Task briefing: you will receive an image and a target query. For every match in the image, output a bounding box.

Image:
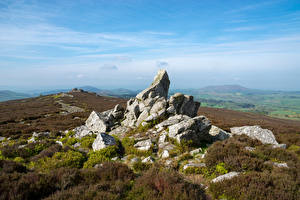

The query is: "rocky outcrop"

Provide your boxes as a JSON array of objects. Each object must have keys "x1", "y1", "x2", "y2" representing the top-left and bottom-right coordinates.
[
  {"x1": 122, "y1": 70, "x2": 170, "y2": 128},
  {"x1": 167, "y1": 93, "x2": 200, "y2": 117},
  {"x1": 230, "y1": 126, "x2": 285, "y2": 148},
  {"x1": 92, "y1": 133, "x2": 116, "y2": 151}
]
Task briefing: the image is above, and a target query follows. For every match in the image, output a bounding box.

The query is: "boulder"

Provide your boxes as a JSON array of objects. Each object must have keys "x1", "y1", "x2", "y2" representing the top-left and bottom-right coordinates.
[
  {"x1": 168, "y1": 93, "x2": 200, "y2": 117},
  {"x1": 86, "y1": 105, "x2": 124, "y2": 132},
  {"x1": 136, "y1": 69, "x2": 170, "y2": 100},
  {"x1": 86, "y1": 111, "x2": 111, "y2": 133},
  {"x1": 155, "y1": 114, "x2": 190, "y2": 129},
  {"x1": 92, "y1": 133, "x2": 116, "y2": 151},
  {"x1": 168, "y1": 115, "x2": 211, "y2": 145},
  {"x1": 73, "y1": 125, "x2": 93, "y2": 139},
  {"x1": 134, "y1": 139, "x2": 152, "y2": 151},
  {"x1": 230, "y1": 126, "x2": 279, "y2": 145},
  {"x1": 211, "y1": 172, "x2": 240, "y2": 183},
  {"x1": 209, "y1": 125, "x2": 231, "y2": 141}
]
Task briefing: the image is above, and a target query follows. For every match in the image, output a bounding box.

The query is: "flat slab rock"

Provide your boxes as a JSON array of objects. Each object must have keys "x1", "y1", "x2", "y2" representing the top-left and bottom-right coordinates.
[
  {"x1": 211, "y1": 172, "x2": 240, "y2": 183},
  {"x1": 230, "y1": 126, "x2": 279, "y2": 145}
]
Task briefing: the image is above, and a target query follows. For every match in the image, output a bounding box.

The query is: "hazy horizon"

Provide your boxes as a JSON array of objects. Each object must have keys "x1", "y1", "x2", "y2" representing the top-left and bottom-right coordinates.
[{"x1": 1, "y1": 0, "x2": 300, "y2": 91}]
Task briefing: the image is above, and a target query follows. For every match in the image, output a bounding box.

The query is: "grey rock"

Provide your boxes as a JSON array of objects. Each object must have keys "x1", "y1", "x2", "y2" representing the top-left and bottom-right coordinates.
[
  {"x1": 134, "y1": 139, "x2": 152, "y2": 151},
  {"x1": 160, "y1": 150, "x2": 170, "y2": 158},
  {"x1": 56, "y1": 141, "x2": 63, "y2": 146},
  {"x1": 183, "y1": 163, "x2": 206, "y2": 170},
  {"x1": 273, "y1": 162, "x2": 289, "y2": 168},
  {"x1": 230, "y1": 126, "x2": 279, "y2": 145},
  {"x1": 150, "y1": 97, "x2": 167, "y2": 115},
  {"x1": 273, "y1": 143, "x2": 287, "y2": 149},
  {"x1": 155, "y1": 114, "x2": 190, "y2": 129},
  {"x1": 136, "y1": 109, "x2": 150, "y2": 126},
  {"x1": 209, "y1": 125, "x2": 231, "y2": 141},
  {"x1": 111, "y1": 157, "x2": 118, "y2": 161},
  {"x1": 73, "y1": 142, "x2": 81, "y2": 148},
  {"x1": 73, "y1": 125, "x2": 93, "y2": 139},
  {"x1": 92, "y1": 133, "x2": 116, "y2": 151},
  {"x1": 130, "y1": 157, "x2": 141, "y2": 163},
  {"x1": 136, "y1": 69, "x2": 170, "y2": 100},
  {"x1": 142, "y1": 156, "x2": 155, "y2": 163},
  {"x1": 211, "y1": 172, "x2": 240, "y2": 183},
  {"x1": 190, "y1": 148, "x2": 202, "y2": 155},
  {"x1": 168, "y1": 115, "x2": 211, "y2": 144},
  {"x1": 109, "y1": 126, "x2": 130, "y2": 138},
  {"x1": 245, "y1": 146, "x2": 255, "y2": 151},
  {"x1": 28, "y1": 137, "x2": 36, "y2": 143},
  {"x1": 0, "y1": 137, "x2": 6, "y2": 142},
  {"x1": 168, "y1": 93, "x2": 200, "y2": 117},
  {"x1": 86, "y1": 111, "x2": 111, "y2": 133}
]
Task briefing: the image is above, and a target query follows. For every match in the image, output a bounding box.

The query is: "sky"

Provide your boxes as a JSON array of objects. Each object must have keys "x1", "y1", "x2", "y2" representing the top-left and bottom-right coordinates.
[{"x1": 1, "y1": 0, "x2": 300, "y2": 91}]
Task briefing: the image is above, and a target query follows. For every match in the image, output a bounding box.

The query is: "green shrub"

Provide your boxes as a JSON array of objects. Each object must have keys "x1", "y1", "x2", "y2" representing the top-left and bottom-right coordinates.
[
  {"x1": 34, "y1": 150, "x2": 86, "y2": 171},
  {"x1": 132, "y1": 161, "x2": 151, "y2": 173},
  {"x1": 80, "y1": 136, "x2": 95, "y2": 149},
  {"x1": 65, "y1": 137, "x2": 78, "y2": 146},
  {"x1": 83, "y1": 146, "x2": 120, "y2": 168},
  {"x1": 121, "y1": 137, "x2": 152, "y2": 157},
  {"x1": 13, "y1": 157, "x2": 25, "y2": 163},
  {"x1": 215, "y1": 162, "x2": 228, "y2": 175}
]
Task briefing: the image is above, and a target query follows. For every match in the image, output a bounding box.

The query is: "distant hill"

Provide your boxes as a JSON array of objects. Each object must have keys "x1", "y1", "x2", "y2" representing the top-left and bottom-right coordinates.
[{"x1": 0, "y1": 90, "x2": 33, "y2": 102}]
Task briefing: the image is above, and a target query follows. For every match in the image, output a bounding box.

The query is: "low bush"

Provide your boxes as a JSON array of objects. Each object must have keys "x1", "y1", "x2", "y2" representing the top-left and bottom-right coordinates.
[
  {"x1": 80, "y1": 136, "x2": 95, "y2": 149},
  {"x1": 83, "y1": 146, "x2": 120, "y2": 168},
  {"x1": 127, "y1": 166, "x2": 207, "y2": 200},
  {"x1": 209, "y1": 170, "x2": 300, "y2": 200},
  {"x1": 34, "y1": 150, "x2": 86, "y2": 171},
  {"x1": 0, "y1": 159, "x2": 27, "y2": 173}
]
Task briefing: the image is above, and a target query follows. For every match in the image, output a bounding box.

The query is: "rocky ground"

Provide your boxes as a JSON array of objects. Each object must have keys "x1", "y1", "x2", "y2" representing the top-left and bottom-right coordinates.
[{"x1": 0, "y1": 70, "x2": 299, "y2": 200}]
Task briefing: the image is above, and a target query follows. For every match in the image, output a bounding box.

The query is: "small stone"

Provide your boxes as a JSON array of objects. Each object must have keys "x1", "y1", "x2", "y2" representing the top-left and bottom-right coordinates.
[
  {"x1": 142, "y1": 156, "x2": 154, "y2": 163},
  {"x1": 130, "y1": 157, "x2": 141, "y2": 163},
  {"x1": 273, "y1": 162, "x2": 288, "y2": 168},
  {"x1": 111, "y1": 157, "x2": 118, "y2": 161},
  {"x1": 56, "y1": 141, "x2": 63, "y2": 146},
  {"x1": 190, "y1": 148, "x2": 202, "y2": 155},
  {"x1": 183, "y1": 163, "x2": 206, "y2": 170},
  {"x1": 73, "y1": 142, "x2": 81, "y2": 148},
  {"x1": 161, "y1": 150, "x2": 170, "y2": 158},
  {"x1": 245, "y1": 146, "x2": 255, "y2": 151}
]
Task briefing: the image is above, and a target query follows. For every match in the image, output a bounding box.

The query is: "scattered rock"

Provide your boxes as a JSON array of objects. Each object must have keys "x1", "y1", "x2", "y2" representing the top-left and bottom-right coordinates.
[
  {"x1": 56, "y1": 141, "x2": 63, "y2": 146},
  {"x1": 183, "y1": 163, "x2": 206, "y2": 170},
  {"x1": 73, "y1": 142, "x2": 81, "y2": 148},
  {"x1": 273, "y1": 162, "x2": 288, "y2": 168},
  {"x1": 190, "y1": 148, "x2": 202, "y2": 156},
  {"x1": 211, "y1": 172, "x2": 240, "y2": 183},
  {"x1": 92, "y1": 133, "x2": 116, "y2": 151},
  {"x1": 130, "y1": 157, "x2": 141, "y2": 163},
  {"x1": 160, "y1": 150, "x2": 170, "y2": 158},
  {"x1": 142, "y1": 156, "x2": 155, "y2": 163},
  {"x1": 245, "y1": 146, "x2": 255, "y2": 151}
]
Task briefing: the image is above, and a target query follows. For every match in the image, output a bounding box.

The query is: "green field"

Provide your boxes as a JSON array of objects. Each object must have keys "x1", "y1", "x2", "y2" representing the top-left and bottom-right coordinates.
[{"x1": 173, "y1": 86, "x2": 300, "y2": 121}]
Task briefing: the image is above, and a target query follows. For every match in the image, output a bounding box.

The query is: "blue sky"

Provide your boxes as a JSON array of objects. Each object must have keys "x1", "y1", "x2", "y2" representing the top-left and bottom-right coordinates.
[{"x1": 1, "y1": 0, "x2": 300, "y2": 91}]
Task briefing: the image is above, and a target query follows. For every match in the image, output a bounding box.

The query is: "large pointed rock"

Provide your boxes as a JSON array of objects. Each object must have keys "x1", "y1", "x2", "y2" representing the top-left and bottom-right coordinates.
[{"x1": 136, "y1": 69, "x2": 170, "y2": 100}]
